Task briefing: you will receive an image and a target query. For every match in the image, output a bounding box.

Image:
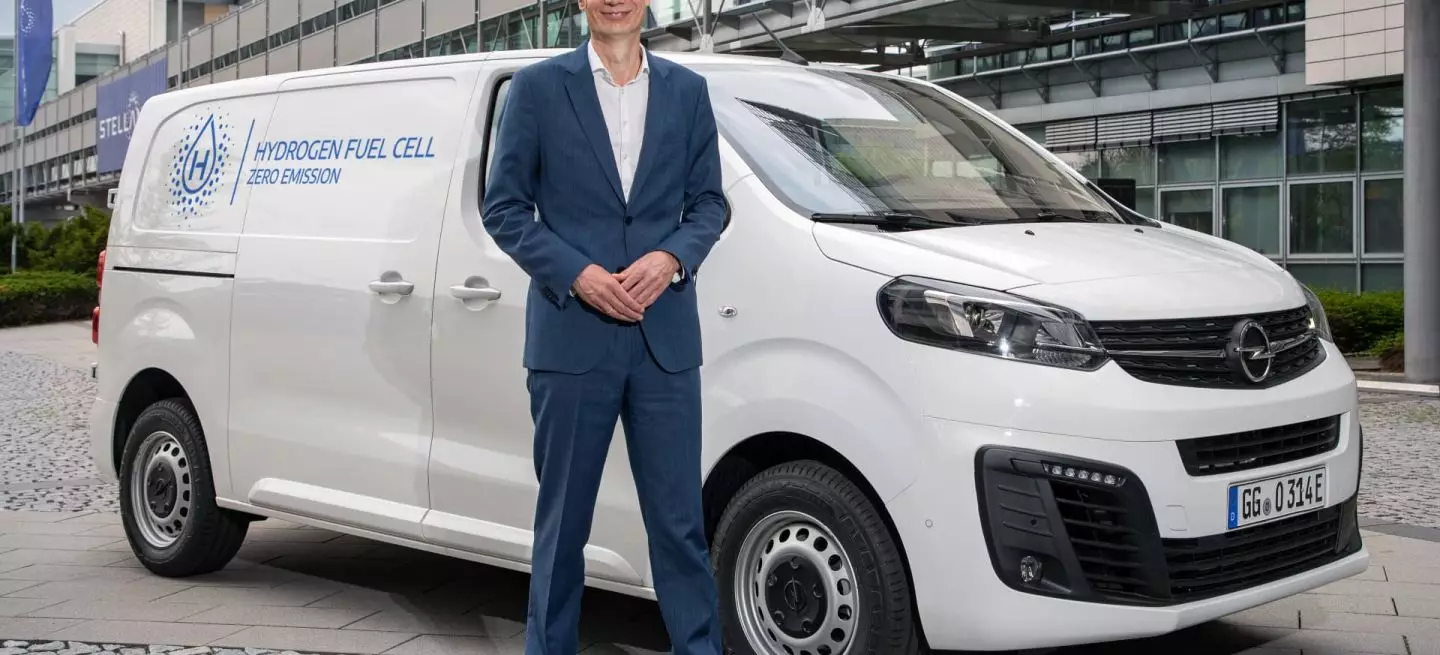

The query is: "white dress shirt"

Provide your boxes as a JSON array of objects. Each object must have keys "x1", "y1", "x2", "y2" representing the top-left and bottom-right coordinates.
[
  {"x1": 588, "y1": 41, "x2": 649, "y2": 202},
  {"x1": 580, "y1": 42, "x2": 683, "y2": 289}
]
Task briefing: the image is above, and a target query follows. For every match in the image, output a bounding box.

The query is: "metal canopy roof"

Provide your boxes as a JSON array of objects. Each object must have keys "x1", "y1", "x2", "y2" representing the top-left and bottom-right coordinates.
[{"x1": 644, "y1": 0, "x2": 1197, "y2": 71}]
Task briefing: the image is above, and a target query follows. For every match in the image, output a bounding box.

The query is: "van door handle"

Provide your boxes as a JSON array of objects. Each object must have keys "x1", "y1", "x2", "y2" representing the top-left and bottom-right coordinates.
[
  {"x1": 369, "y1": 278, "x2": 415, "y2": 296},
  {"x1": 450, "y1": 284, "x2": 502, "y2": 302}
]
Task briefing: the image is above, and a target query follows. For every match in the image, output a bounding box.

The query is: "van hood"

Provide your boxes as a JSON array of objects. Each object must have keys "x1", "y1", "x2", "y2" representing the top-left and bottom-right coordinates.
[{"x1": 812, "y1": 221, "x2": 1285, "y2": 291}]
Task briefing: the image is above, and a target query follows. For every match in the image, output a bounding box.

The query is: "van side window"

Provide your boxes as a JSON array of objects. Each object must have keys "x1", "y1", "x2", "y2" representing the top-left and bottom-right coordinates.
[{"x1": 481, "y1": 77, "x2": 512, "y2": 195}]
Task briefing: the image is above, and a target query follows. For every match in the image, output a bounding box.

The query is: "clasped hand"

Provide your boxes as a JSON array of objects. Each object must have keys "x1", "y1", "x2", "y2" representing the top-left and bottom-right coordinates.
[{"x1": 571, "y1": 251, "x2": 679, "y2": 322}]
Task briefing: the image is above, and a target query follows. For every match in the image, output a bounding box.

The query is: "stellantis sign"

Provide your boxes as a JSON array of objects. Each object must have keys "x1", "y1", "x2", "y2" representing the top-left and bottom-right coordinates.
[{"x1": 96, "y1": 57, "x2": 169, "y2": 173}]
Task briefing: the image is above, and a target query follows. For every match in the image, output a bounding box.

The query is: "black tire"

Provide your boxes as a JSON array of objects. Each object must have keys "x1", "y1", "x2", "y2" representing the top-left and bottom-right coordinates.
[
  {"x1": 118, "y1": 398, "x2": 249, "y2": 577},
  {"x1": 712, "y1": 460, "x2": 921, "y2": 655}
]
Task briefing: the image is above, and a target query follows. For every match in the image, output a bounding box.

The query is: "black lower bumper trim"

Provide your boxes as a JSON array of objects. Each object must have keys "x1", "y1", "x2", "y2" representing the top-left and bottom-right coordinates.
[{"x1": 975, "y1": 446, "x2": 1362, "y2": 606}]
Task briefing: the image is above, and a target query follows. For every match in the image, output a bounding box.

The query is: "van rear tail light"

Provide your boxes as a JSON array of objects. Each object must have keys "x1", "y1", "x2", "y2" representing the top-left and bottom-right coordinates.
[{"x1": 91, "y1": 307, "x2": 100, "y2": 345}]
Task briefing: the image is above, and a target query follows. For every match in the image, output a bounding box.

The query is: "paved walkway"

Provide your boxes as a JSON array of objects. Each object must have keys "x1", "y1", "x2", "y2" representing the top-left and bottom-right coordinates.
[
  {"x1": 5, "y1": 321, "x2": 1440, "y2": 654},
  {"x1": 0, "y1": 511, "x2": 1431, "y2": 655}
]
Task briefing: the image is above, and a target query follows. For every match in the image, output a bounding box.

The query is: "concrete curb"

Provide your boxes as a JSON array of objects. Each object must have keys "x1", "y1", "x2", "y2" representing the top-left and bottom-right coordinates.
[{"x1": 1357, "y1": 379, "x2": 1440, "y2": 397}]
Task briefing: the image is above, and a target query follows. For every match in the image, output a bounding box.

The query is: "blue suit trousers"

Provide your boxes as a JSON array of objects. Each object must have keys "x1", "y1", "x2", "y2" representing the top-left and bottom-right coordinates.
[{"x1": 524, "y1": 325, "x2": 722, "y2": 655}]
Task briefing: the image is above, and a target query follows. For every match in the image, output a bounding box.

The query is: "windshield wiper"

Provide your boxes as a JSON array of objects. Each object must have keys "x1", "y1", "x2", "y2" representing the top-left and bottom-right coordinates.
[{"x1": 810, "y1": 211, "x2": 954, "y2": 230}]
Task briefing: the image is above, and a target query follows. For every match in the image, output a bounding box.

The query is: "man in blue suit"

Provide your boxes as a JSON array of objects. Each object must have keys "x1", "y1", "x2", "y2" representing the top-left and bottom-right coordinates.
[{"x1": 479, "y1": 0, "x2": 727, "y2": 650}]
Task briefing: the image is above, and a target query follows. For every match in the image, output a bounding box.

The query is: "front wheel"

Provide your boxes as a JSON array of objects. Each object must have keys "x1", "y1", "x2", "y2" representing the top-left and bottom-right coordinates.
[
  {"x1": 118, "y1": 398, "x2": 249, "y2": 577},
  {"x1": 712, "y1": 461, "x2": 921, "y2": 655}
]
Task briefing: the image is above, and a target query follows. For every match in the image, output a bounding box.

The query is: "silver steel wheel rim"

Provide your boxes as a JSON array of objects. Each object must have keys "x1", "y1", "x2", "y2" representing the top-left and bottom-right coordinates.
[
  {"x1": 128, "y1": 431, "x2": 193, "y2": 549},
  {"x1": 733, "y1": 510, "x2": 860, "y2": 655}
]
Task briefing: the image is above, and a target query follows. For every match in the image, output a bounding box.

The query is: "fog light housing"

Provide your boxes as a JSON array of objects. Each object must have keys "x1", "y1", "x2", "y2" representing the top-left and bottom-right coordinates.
[{"x1": 1019, "y1": 555, "x2": 1043, "y2": 584}]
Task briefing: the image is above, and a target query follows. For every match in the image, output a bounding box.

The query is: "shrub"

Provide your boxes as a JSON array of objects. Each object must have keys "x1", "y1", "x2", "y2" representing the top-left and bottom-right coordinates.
[
  {"x1": 0, "y1": 271, "x2": 98, "y2": 328},
  {"x1": 1371, "y1": 332, "x2": 1404, "y2": 372},
  {"x1": 0, "y1": 205, "x2": 111, "y2": 274},
  {"x1": 1311, "y1": 288, "x2": 1404, "y2": 355}
]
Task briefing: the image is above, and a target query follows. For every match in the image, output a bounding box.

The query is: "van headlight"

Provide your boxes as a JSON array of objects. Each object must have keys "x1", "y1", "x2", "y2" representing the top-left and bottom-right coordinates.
[
  {"x1": 1300, "y1": 284, "x2": 1334, "y2": 342},
  {"x1": 877, "y1": 276, "x2": 1109, "y2": 371}
]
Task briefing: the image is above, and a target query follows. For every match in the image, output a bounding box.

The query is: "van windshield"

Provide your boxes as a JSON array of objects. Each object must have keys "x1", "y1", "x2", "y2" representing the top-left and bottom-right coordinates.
[{"x1": 695, "y1": 64, "x2": 1126, "y2": 226}]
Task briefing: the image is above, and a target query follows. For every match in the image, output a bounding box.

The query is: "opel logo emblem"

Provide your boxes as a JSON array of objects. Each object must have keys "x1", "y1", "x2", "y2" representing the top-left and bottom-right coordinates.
[
  {"x1": 783, "y1": 579, "x2": 806, "y2": 612},
  {"x1": 1227, "y1": 319, "x2": 1274, "y2": 383}
]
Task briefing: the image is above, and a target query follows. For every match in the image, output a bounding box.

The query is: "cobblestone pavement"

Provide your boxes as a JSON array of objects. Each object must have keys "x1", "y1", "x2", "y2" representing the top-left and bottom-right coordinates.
[
  {"x1": 1359, "y1": 393, "x2": 1440, "y2": 529},
  {"x1": 0, "y1": 349, "x2": 116, "y2": 514},
  {"x1": 5, "y1": 322, "x2": 1440, "y2": 654},
  {"x1": 0, "y1": 640, "x2": 322, "y2": 655}
]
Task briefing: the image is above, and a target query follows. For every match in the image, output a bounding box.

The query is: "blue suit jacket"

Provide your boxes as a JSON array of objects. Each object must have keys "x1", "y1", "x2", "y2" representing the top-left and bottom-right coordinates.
[{"x1": 481, "y1": 44, "x2": 727, "y2": 375}]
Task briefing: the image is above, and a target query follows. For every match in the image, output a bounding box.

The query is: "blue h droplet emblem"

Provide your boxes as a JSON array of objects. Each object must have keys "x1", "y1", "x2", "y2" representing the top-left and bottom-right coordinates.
[{"x1": 182, "y1": 114, "x2": 220, "y2": 196}]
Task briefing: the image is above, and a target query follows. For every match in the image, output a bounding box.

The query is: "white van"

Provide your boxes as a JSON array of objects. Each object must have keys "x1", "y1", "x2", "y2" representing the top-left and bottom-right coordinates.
[{"x1": 89, "y1": 47, "x2": 1368, "y2": 653}]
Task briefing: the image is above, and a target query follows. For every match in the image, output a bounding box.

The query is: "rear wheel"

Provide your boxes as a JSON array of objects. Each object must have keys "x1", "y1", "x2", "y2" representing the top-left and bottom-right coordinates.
[
  {"x1": 712, "y1": 461, "x2": 921, "y2": 655},
  {"x1": 118, "y1": 398, "x2": 249, "y2": 577}
]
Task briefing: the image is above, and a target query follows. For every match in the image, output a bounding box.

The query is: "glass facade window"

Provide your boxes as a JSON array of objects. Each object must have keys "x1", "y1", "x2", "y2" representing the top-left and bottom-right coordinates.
[
  {"x1": 1362, "y1": 87, "x2": 1403, "y2": 172},
  {"x1": 1220, "y1": 133, "x2": 1281, "y2": 180},
  {"x1": 1102, "y1": 146, "x2": 1154, "y2": 185},
  {"x1": 1364, "y1": 178, "x2": 1403, "y2": 254},
  {"x1": 1290, "y1": 181, "x2": 1354, "y2": 254},
  {"x1": 1222, "y1": 185, "x2": 1281, "y2": 256},
  {"x1": 1363, "y1": 264, "x2": 1403, "y2": 292},
  {"x1": 546, "y1": 0, "x2": 588, "y2": 48},
  {"x1": 1289, "y1": 263, "x2": 1356, "y2": 291},
  {"x1": 1287, "y1": 96, "x2": 1357, "y2": 175},
  {"x1": 1159, "y1": 139, "x2": 1215, "y2": 184},
  {"x1": 1160, "y1": 188, "x2": 1213, "y2": 233}
]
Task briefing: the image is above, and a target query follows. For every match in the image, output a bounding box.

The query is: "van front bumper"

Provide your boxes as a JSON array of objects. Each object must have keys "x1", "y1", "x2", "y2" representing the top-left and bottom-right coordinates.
[{"x1": 885, "y1": 361, "x2": 1367, "y2": 650}]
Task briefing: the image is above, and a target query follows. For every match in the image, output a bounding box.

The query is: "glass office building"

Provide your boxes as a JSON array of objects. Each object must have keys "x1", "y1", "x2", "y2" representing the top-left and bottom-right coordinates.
[{"x1": 921, "y1": 0, "x2": 1408, "y2": 293}]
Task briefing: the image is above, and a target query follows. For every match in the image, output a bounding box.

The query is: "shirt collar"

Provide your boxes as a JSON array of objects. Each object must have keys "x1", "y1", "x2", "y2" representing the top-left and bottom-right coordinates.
[{"x1": 587, "y1": 40, "x2": 649, "y2": 81}]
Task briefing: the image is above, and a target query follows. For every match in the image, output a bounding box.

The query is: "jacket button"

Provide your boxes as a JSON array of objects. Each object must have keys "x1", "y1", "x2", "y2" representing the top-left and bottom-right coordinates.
[{"x1": 624, "y1": 216, "x2": 634, "y2": 225}]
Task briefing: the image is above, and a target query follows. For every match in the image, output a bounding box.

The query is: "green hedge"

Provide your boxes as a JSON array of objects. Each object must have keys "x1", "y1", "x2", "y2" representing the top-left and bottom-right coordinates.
[
  {"x1": 1312, "y1": 289, "x2": 1404, "y2": 355},
  {"x1": 0, "y1": 271, "x2": 98, "y2": 328}
]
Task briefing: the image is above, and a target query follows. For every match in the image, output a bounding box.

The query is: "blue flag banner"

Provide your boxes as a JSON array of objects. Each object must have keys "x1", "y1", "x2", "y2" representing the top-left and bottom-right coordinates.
[{"x1": 15, "y1": 0, "x2": 54, "y2": 127}]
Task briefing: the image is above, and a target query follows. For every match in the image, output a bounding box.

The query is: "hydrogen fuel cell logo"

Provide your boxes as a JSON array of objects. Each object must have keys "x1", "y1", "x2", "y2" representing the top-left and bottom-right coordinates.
[{"x1": 169, "y1": 112, "x2": 236, "y2": 218}]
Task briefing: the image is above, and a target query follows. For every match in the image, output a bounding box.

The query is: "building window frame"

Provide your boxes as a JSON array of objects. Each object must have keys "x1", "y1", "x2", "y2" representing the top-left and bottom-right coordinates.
[
  {"x1": 1219, "y1": 179, "x2": 1284, "y2": 260},
  {"x1": 1286, "y1": 175, "x2": 1358, "y2": 259}
]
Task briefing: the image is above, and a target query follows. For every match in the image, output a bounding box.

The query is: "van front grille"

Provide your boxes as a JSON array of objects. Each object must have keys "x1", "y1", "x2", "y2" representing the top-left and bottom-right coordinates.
[
  {"x1": 1091, "y1": 306, "x2": 1324, "y2": 389},
  {"x1": 1176, "y1": 416, "x2": 1342, "y2": 476}
]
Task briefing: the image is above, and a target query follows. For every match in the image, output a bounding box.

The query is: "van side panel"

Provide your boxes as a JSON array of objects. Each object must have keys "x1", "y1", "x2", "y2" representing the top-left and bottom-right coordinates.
[
  {"x1": 91, "y1": 247, "x2": 239, "y2": 491},
  {"x1": 225, "y1": 69, "x2": 473, "y2": 537},
  {"x1": 93, "y1": 87, "x2": 282, "y2": 497}
]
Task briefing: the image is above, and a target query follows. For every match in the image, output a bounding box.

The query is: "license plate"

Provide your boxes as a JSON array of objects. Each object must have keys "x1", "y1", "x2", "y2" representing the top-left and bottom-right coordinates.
[{"x1": 1227, "y1": 466, "x2": 1327, "y2": 529}]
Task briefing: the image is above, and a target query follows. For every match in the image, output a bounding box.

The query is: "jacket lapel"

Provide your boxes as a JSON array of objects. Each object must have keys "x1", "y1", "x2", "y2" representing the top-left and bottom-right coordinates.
[
  {"x1": 632, "y1": 56, "x2": 670, "y2": 201},
  {"x1": 562, "y1": 47, "x2": 625, "y2": 204}
]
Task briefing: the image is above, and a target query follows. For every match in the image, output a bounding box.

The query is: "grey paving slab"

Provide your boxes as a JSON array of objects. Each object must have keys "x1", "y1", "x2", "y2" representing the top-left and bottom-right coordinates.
[
  {"x1": 1215, "y1": 627, "x2": 1409, "y2": 654},
  {"x1": 0, "y1": 566, "x2": 148, "y2": 583},
  {"x1": 24, "y1": 602, "x2": 217, "y2": 623},
  {"x1": 0, "y1": 600, "x2": 62, "y2": 619},
  {"x1": 1399, "y1": 598, "x2": 1440, "y2": 619},
  {"x1": 1310, "y1": 578, "x2": 1440, "y2": 601},
  {"x1": 177, "y1": 606, "x2": 378, "y2": 630},
  {"x1": 304, "y1": 590, "x2": 483, "y2": 616},
  {"x1": 154, "y1": 585, "x2": 343, "y2": 609},
  {"x1": 0, "y1": 551, "x2": 132, "y2": 569},
  {"x1": 208, "y1": 626, "x2": 417, "y2": 654},
  {"x1": 47, "y1": 621, "x2": 246, "y2": 647},
  {"x1": 1411, "y1": 634, "x2": 1440, "y2": 655},
  {"x1": 340, "y1": 611, "x2": 525, "y2": 639},
  {"x1": 6, "y1": 580, "x2": 195, "y2": 603},
  {"x1": 381, "y1": 635, "x2": 525, "y2": 655},
  {"x1": 0, "y1": 618, "x2": 83, "y2": 639},
  {"x1": 1300, "y1": 610, "x2": 1440, "y2": 636}
]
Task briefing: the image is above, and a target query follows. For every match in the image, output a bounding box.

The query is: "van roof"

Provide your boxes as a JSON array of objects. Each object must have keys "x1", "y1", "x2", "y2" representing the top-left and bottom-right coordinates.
[{"x1": 147, "y1": 47, "x2": 805, "y2": 110}]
